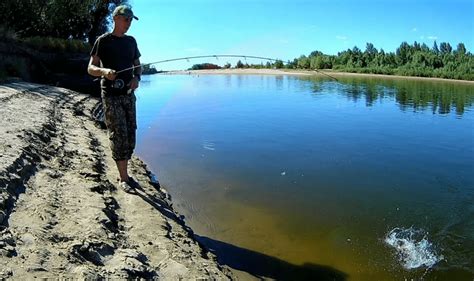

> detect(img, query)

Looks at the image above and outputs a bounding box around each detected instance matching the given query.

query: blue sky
[128,0,473,70]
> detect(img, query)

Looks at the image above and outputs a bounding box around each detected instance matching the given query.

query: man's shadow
[134,181,348,281]
[195,235,348,281]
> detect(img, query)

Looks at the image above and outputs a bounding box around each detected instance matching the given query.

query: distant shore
[164,68,474,84]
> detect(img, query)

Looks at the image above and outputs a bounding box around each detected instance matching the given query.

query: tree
[286,59,298,69]
[190,63,221,70]
[88,0,129,44]
[274,60,284,69]
[365,42,378,56]
[348,46,365,67]
[456,43,467,55]
[310,56,324,69]
[0,0,129,43]
[439,42,452,55]
[297,55,310,69]
[336,50,352,66]
[413,41,421,51]
[412,52,428,67]
[310,50,323,57]
[432,41,439,54]
[396,41,411,65]
[236,60,244,68]
[142,64,158,74]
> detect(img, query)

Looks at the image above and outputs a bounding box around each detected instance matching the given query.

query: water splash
[385,227,443,269]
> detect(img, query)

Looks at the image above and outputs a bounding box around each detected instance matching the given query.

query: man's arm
[87,55,117,80]
[129,58,142,90]
[133,59,142,77]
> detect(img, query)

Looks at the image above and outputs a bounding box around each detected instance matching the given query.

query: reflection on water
[135,74,474,280]
[303,76,474,115]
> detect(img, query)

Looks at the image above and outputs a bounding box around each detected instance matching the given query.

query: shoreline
[1,76,470,278]
[164,68,474,84]
[0,82,234,279]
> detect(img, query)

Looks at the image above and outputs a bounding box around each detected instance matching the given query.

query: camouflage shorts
[101,93,137,161]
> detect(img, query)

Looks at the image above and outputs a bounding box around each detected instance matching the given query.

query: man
[87,5,142,192]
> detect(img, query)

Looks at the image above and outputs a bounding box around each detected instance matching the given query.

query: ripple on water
[385,227,443,270]
[202,140,216,151]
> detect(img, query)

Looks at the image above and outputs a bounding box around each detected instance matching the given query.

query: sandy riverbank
[168,68,474,84]
[166,68,310,76]
[0,82,234,279]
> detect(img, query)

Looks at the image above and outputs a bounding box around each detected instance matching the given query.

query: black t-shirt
[90,33,141,95]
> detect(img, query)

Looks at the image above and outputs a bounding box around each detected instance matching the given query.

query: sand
[0,82,234,279]
[169,68,474,84]
[167,68,310,76]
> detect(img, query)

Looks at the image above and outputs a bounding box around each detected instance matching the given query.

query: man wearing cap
[88,5,141,192]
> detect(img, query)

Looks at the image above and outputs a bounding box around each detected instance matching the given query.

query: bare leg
[116,160,129,182]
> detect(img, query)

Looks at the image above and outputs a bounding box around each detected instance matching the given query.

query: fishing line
[96,54,338,81]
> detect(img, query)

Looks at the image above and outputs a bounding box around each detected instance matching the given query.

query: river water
[135,74,474,280]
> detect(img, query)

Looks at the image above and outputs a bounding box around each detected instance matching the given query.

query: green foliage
[274,60,284,69]
[189,63,221,70]
[21,36,90,53]
[456,43,466,55]
[142,64,158,74]
[297,55,310,69]
[292,41,473,81]
[0,0,128,43]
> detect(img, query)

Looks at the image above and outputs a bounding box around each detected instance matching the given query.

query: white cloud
[278,39,289,44]
[412,27,417,32]
[427,36,438,40]
[420,35,425,39]
[336,35,348,40]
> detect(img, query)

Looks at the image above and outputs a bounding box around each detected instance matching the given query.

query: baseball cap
[112,5,139,20]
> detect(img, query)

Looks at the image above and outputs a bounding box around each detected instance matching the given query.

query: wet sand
[0,82,235,279]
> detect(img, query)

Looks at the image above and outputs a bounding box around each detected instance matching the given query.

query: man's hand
[103,69,117,80]
[128,76,140,90]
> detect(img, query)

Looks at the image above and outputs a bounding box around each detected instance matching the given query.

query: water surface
[136,74,474,280]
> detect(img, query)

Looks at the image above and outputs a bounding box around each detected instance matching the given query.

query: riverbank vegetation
[287,42,473,81]
[1,0,127,45]
[0,0,127,91]
[228,41,473,81]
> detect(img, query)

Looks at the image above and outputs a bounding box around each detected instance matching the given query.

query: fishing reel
[111,79,125,89]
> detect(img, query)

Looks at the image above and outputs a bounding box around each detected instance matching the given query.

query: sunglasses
[120,16,133,23]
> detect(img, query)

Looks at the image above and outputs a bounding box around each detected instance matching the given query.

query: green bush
[21,36,90,53]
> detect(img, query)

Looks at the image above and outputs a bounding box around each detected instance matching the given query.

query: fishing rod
[114,54,338,81]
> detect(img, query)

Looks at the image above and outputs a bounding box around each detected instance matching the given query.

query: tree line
[191,41,472,81]
[1,0,128,44]
[286,41,473,80]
